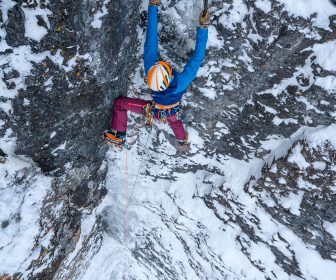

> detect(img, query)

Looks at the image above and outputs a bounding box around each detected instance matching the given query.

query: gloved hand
[149,0,160,6]
[199,11,210,28]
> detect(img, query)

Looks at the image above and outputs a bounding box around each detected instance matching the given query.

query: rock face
[1,0,336,279]
[5,4,26,47]
[246,139,336,263]
[1,0,140,278]
[11,0,140,173]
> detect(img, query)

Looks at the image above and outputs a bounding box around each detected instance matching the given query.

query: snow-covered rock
[1,0,336,279]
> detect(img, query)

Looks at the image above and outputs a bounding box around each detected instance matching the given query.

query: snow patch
[273,116,298,126]
[207,26,224,49]
[199,87,217,100]
[311,40,336,72]
[91,0,111,29]
[277,191,304,215]
[288,144,310,170]
[324,221,336,240]
[23,98,30,106]
[218,0,249,30]
[315,76,336,93]
[51,141,67,154]
[0,142,52,275]
[312,161,327,171]
[255,0,272,13]
[304,124,336,149]
[276,0,336,30]
[22,6,52,42]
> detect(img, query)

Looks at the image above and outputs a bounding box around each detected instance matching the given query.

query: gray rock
[5,0,140,276]
[5,4,27,47]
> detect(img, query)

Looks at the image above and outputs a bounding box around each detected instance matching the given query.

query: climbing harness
[143,101,183,125]
[154,101,180,110]
[153,101,182,122]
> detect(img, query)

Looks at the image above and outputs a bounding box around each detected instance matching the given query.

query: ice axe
[203,0,208,16]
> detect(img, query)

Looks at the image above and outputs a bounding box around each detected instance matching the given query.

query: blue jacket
[144,5,208,106]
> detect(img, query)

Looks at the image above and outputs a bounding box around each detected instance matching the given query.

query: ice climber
[103,0,209,149]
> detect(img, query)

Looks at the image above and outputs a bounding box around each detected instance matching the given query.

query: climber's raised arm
[144,0,160,76]
[176,11,210,92]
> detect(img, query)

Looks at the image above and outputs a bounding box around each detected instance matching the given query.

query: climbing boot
[102,130,126,147]
[177,131,189,151]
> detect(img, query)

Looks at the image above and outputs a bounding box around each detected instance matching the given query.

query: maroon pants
[111,96,185,140]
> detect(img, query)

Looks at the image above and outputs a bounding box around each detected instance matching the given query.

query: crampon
[177,131,189,151]
[102,130,127,149]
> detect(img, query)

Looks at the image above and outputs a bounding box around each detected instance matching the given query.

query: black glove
[149,0,160,6]
[200,11,210,28]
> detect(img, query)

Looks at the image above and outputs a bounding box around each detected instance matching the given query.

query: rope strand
[126,129,152,211]
[123,127,152,280]
[124,149,128,280]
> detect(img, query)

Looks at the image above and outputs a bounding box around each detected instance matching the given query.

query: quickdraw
[144,103,153,126]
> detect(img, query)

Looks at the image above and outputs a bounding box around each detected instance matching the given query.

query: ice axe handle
[203,0,208,16]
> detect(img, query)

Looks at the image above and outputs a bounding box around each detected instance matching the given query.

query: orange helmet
[147,61,173,91]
